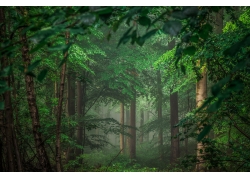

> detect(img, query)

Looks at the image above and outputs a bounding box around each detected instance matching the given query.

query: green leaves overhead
[162,20,182,36]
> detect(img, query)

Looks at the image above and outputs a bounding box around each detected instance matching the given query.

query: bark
[12,125,22,171]
[65,70,76,163]
[55,31,69,172]
[120,103,124,154]
[0,7,5,172]
[4,76,14,171]
[185,90,190,155]
[157,70,163,160]
[215,8,223,34]
[20,9,52,171]
[195,64,207,172]
[145,107,150,142]
[130,95,136,159]
[170,91,180,164]
[139,109,144,143]
[125,108,130,154]
[76,74,87,158]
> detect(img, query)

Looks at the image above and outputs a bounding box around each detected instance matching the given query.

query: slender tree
[157,70,163,160]
[130,92,136,159]
[170,90,180,164]
[55,31,69,172]
[120,103,124,154]
[20,7,52,172]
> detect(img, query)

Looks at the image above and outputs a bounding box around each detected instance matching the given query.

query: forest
[0,6,250,172]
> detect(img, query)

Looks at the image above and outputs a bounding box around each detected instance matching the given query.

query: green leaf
[211,76,230,96]
[26,72,36,77]
[197,125,212,141]
[37,69,48,82]
[199,23,213,40]
[0,101,4,110]
[48,44,69,51]
[190,35,199,43]
[141,29,158,41]
[183,46,196,56]
[181,65,186,75]
[162,20,182,36]
[138,16,151,27]
[0,66,12,77]
[28,60,41,72]
[29,40,47,54]
[59,54,68,67]
[0,80,7,87]
[117,27,133,47]
[92,7,113,15]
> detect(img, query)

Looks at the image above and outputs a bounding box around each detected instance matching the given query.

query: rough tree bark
[56,31,69,172]
[20,7,52,172]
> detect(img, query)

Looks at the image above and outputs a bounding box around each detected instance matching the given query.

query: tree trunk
[76,80,83,157]
[145,107,150,142]
[170,90,180,164]
[157,70,163,160]
[65,70,76,163]
[120,103,124,154]
[125,108,130,154]
[20,9,52,171]
[130,95,136,159]
[139,109,144,143]
[55,31,69,172]
[195,63,207,172]
[185,90,190,155]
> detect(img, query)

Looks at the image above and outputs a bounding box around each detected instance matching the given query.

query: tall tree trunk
[0,7,15,172]
[157,70,163,160]
[145,106,150,142]
[120,103,124,154]
[195,63,207,172]
[65,70,76,163]
[20,8,52,171]
[185,90,190,155]
[55,31,69,172]
[125,108,130,154]
[170,90,180,164]
[139,109,144,143]
[76,80,83,157]
[130,95,136,159]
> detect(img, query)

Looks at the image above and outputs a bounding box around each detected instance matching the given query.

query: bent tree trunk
[21,25,52,172]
